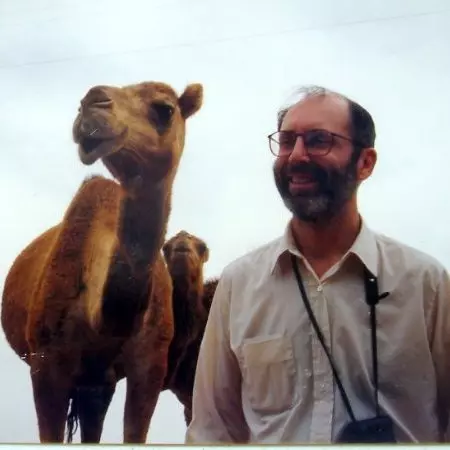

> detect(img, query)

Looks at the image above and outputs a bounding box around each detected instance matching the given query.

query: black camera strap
[290,253,388,423]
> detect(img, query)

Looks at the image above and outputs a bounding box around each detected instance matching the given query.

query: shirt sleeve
[184,270,250,443]
[429,267,450,440]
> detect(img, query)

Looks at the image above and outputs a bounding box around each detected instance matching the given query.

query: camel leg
[172,388,193,426]
[30,362,72,443]
[77,382,116,443]
[123,360,167,443]
[184,405,192,426]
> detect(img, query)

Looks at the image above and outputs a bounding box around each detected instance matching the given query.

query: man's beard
[273,154,359,223]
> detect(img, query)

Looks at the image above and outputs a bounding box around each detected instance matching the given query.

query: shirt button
[317,285,323,292]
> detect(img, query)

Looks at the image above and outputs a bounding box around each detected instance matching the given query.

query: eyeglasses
[268,129,356,157]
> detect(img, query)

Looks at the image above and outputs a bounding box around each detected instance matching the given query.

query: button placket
[309,281,334,441]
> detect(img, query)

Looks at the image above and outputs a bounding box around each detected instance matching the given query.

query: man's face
[273,95,361,223]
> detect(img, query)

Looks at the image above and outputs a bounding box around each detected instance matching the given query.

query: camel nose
[81,85,113,109]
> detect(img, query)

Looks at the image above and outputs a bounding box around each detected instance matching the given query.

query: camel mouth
[77,127,127,166]
[78,137,115,165]
[168,248,193,263]
[81,136,105,154]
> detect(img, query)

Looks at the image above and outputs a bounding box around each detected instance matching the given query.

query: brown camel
[1,80,203,444]
[162,230,218,425]
[175,276,217,425]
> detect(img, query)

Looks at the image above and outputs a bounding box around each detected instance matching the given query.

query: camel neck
[117,178,172,277]
[172,270,205,314]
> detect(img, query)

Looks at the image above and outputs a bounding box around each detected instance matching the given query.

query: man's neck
[290,204,362,264]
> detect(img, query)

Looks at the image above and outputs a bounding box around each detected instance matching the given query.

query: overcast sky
[0,0,449,444]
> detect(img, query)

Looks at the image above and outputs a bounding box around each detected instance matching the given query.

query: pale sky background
[0,0,449,444]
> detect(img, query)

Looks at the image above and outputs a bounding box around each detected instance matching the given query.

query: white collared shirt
[185,220,450,443]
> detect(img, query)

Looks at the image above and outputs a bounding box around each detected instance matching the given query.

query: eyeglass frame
[267,128,365,157]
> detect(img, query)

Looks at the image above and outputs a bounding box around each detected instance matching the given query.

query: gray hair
[276,85,376,149]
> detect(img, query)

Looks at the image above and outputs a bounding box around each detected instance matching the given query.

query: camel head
[163,230,209,280]
[72,81,203,188]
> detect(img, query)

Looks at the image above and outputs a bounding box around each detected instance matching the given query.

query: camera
[335,415,396,443]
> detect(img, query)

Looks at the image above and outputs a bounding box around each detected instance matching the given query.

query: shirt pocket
[241,335,296,414]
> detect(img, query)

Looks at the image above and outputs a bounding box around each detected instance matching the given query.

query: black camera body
[336,415,396,443]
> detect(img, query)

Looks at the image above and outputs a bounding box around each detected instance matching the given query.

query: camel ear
[178,83,203,119]
[162,242,170,259]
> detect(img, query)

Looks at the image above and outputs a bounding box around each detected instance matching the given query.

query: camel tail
[66,390,80,443]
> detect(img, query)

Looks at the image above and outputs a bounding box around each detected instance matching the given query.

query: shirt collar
[268,221,305,276]
[269,218,379,277]
[348,219,379,276]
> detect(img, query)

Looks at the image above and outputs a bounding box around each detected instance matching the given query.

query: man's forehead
[282,94,350,131]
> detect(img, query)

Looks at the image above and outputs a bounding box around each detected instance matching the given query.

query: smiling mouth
[289,174,317,184]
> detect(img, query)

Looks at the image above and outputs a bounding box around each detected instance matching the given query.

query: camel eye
[196,242,207,256]
[150,102,174,132]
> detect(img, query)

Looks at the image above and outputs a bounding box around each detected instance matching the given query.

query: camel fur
[1,80,203,444]
[162,230,218,424]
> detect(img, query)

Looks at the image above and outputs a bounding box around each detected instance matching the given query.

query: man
[185,85,450,443]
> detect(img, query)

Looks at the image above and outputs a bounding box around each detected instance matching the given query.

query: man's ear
[357,147,377,182]
[178,83,203,119]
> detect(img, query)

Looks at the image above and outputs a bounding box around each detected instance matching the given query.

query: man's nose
[288,135,310,162]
